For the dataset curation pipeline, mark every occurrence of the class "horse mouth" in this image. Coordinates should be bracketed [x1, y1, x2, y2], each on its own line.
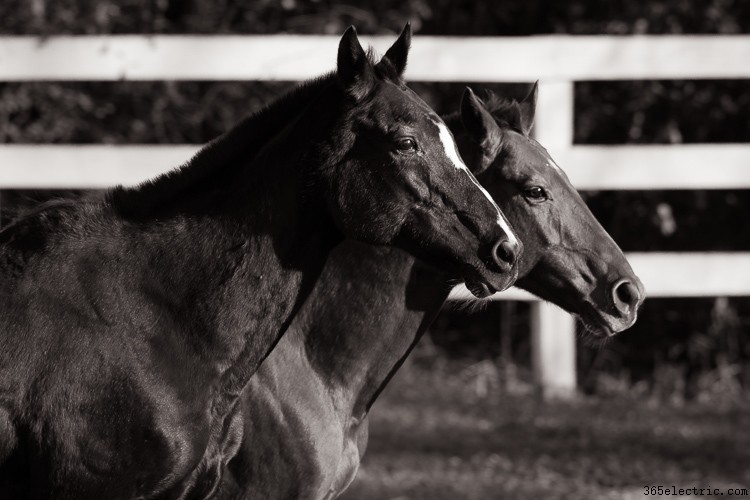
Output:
[463, 257, 519, 298]
[465, 279, 496, 298]
[578, 306, 639, 339]
[579, 318, 616, 339]
[465, 269, 517, 298]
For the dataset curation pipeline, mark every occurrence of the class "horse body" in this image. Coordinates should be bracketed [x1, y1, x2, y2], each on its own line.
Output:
[233, 243, 439, 499]
[228, 86, 646, 499]
[0, 204, 213, 498]
[0, 26, 522, 499]
[0, 162, 333, 498]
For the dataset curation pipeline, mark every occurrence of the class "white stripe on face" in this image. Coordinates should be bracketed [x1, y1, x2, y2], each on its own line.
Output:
[433, 120, 519, 246]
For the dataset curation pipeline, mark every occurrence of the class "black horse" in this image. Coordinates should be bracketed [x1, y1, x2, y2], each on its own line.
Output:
[225, 85, 646, 499]
[0, 26, 521, 499]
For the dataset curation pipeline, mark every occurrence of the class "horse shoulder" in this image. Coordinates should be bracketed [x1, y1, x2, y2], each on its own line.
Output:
[0, 208, 220, 497]
[226, 332, 345, 499]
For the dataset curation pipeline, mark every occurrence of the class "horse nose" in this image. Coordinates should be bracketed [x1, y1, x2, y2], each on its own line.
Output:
[611, 279, 642, 316]
[491, 238, 519, 272]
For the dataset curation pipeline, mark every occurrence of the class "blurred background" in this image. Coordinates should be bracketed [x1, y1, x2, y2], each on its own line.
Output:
[1, 1, 749, 498]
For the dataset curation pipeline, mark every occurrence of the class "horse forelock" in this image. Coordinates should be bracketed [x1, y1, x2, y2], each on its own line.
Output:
[369, 47, 403, 84]
[477, 92, 569, 179]
[483, 91, 527, 137]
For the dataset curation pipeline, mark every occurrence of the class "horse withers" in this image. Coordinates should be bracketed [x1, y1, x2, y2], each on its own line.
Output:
[0, 25, 520, 499]
[227, 84, 645, 499]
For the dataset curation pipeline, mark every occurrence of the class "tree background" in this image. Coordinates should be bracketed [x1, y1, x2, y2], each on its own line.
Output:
[1, 0, 749, 402]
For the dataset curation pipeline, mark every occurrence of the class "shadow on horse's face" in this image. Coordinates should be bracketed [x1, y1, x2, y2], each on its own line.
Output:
[326, 25, 521, 297]
[460, 85, 645, 337]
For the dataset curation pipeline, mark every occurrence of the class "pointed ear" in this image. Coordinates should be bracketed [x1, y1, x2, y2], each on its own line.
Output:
[461, 87, 501, 147]
[337, 26, 375, 100]
[460, 87, 502, 174]
[518, 81, 538, 135]
[380, 22, 411, 77]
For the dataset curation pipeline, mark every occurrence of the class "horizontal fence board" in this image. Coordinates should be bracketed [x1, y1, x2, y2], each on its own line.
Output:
[449, 252, 750, 301]
[0, 148, 745, 297]
[1, 35, 750, 82]
[0, 145, 197, 188]
[2, 144, 748, 190]
[557, 144, 750, 190]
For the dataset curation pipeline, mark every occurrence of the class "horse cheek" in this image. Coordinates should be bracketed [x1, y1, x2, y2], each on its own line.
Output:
[326, 176, 380, 244]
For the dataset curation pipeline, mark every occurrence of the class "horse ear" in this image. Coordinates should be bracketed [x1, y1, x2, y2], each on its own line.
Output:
[461, 87, 502, 175]
[337, 26, 375, 100]
[461, 87, 501, 146]
[380, 22, 412, 77]
[518, 81, 538, 135]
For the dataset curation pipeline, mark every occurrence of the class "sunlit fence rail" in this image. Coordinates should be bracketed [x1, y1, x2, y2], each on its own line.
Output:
[2, 35, 750, 397]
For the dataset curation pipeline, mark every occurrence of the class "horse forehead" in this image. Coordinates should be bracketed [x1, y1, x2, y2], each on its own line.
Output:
[398, 85, 439, 116]
[516, 136, 565, 175]
[376, 84, 439, 122]
[367, 97, 424, 127]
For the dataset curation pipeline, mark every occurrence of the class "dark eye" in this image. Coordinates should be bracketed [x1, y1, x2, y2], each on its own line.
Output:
[395, 137, 417, 152]
[524, 186, 548, 201]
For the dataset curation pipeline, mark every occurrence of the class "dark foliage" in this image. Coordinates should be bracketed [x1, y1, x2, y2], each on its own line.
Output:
[2, 0, 748, 35]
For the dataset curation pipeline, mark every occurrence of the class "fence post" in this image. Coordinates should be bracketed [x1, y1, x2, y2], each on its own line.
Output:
[530, 302, 577, 398]
[531, 80, 577, 399]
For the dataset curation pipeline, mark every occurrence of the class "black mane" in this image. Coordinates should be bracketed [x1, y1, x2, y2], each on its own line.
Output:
[441, 92, 527, 138]
[107, 49, 403, 220]
[483, 91, 528, 136]
[107, 73, 338, 218]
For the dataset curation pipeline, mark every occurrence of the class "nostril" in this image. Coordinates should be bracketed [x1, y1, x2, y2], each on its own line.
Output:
[616, 283, 635, 304]
[492, 238, 517, 267]
[612, 279, 640, 314]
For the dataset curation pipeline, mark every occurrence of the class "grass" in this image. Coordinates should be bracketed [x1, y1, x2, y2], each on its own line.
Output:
[340, 364, 750, 500]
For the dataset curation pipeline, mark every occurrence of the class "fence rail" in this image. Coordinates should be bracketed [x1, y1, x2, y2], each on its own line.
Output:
[2, 35, 750, 81]
[2, 34, 748, 398]
[2, 143, 750, 190]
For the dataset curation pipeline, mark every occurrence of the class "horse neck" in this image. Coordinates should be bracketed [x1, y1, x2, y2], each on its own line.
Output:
[290, 240, 452, 420]
[118, 76, 347, 253]
[299, 112, 485, 419]
[108, 82, 346, 369]
[109, 75, 337, 220]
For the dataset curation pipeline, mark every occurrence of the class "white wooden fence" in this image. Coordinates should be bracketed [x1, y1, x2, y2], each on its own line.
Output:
[2, 35, 750, 398]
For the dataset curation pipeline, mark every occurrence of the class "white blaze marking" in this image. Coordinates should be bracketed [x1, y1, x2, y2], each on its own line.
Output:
[433, 120, 519, 246]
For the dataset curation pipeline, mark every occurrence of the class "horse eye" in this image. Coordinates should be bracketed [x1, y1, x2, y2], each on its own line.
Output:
[395, 137, 417, 152]
[525, 186, 548, 200]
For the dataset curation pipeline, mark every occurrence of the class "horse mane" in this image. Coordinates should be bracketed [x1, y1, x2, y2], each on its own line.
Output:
[482, 91, 527, 136]
[442, 91, 527, 138]
[106, 48, 404, 220]
[106, 72, 338, 218]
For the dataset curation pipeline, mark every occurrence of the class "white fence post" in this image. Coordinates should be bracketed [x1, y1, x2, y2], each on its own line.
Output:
[535, 80, 575, 148]
[531, 80, 578, 399]
[530, 302, 577, 398]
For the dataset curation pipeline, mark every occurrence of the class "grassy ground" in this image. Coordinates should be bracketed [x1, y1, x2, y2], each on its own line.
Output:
[340, 364, 750, 500]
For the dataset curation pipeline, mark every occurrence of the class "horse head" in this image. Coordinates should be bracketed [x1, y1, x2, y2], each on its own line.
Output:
[323, 25, 522, 297]
[458, 84, 645, 336]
